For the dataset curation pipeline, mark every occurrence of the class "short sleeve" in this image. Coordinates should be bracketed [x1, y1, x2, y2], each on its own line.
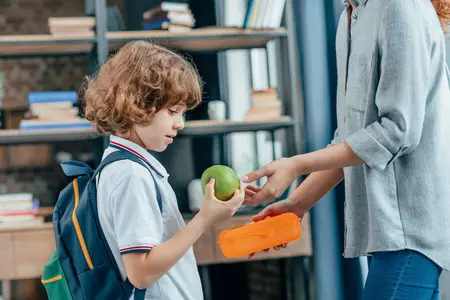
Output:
[109, 163, 163, 255]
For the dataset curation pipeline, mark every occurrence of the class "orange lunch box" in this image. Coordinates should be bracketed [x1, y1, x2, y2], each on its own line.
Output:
[217, 212, 302, 258]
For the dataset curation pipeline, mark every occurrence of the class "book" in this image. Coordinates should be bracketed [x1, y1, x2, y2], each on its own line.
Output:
[28, 91, 78, 104]
[48, 17, 96, 28]
[142, 2, 194, 31]
[19, 119, 92, 131]
[243, 0, 287, 29]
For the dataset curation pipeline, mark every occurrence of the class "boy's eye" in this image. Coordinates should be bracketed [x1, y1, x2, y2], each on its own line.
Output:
[168, 109, 177, 115]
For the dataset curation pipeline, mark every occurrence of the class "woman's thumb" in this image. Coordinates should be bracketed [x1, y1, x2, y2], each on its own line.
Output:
[252, 204, 277, 222]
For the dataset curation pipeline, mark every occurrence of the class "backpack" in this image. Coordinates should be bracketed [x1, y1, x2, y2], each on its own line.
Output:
[41, 149, 162, 300]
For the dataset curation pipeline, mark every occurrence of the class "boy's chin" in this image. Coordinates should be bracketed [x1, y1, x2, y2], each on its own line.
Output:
[151, 145, 168, 152]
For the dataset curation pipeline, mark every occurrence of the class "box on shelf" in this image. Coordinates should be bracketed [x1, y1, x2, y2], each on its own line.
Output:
[244, 88, 282, 121]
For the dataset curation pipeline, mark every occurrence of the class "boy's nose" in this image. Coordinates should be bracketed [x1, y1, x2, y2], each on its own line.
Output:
[174, 118, 184, 130]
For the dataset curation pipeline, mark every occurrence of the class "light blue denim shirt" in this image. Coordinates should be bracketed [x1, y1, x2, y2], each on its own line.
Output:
[333, 0, 450, 269]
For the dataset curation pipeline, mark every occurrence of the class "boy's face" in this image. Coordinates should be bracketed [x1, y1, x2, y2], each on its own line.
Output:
[134, 103, 187, 152]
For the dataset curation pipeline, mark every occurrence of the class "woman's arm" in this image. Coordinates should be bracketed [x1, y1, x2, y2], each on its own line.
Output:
[250, 168, 345, 221]
[243, 142, 362, 205]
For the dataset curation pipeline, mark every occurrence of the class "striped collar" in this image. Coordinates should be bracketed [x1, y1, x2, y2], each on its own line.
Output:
[341, 0, 368, 7]
[109, 135, 168, 178]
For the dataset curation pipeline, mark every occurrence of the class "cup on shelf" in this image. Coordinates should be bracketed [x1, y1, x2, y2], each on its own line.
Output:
[187, 179, 204, 212]
[207, 100, 226, 121]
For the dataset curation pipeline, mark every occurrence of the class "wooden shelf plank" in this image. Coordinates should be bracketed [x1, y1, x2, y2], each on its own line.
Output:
[180, 116, 293, 136]
[0, 34, 95, 57]
[107, 27, 287, 52]
[0, 117, 293, 145]
[0, 128, 98, 145]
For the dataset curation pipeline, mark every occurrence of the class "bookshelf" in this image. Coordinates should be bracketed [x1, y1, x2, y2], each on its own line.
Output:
[0, 1, 309, 300]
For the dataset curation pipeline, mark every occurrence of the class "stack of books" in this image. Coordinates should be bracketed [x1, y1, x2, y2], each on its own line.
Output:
[48, 17, 95, 38]
[142, 2, 195, 32]
[20, 91, 92, 131]
[243, 0, 287, 29]
[244, 88, 282, 121]
[0, 193, 43, 228]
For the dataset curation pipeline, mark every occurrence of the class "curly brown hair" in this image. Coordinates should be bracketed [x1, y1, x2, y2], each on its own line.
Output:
[432, 0, 450, 32]
[82, 40, 203, 136]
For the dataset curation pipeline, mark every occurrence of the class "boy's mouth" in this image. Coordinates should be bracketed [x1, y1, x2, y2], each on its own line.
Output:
[165, 135, 175, 143]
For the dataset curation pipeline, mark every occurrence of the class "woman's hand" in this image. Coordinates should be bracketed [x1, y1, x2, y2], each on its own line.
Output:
[196, 179, 245, 228]
[245, 197, 306, 259]
[249, 192, 307, 221]
[241, 157, 299, 206]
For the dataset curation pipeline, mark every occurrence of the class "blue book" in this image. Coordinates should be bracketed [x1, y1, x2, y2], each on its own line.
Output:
[243, 0, 254, 28]
[142, 18, 170, 30]
[28, 91, 78, 104]
[19, 120, 92, 131]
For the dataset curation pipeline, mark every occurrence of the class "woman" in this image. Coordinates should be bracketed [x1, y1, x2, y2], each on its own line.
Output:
[242, 0, 450, 299]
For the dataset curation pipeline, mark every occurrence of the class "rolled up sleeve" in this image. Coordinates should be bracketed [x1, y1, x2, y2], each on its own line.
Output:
[345, 1, 431, 171]
[328, 128, 340, 147]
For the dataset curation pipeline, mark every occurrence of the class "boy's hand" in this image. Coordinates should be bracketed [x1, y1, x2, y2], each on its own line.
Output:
[197, 179, 245, 227]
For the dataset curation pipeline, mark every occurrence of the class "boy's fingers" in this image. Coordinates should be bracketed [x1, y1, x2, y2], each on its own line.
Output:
[229, 188, 244, 206]
[205, 178, 216, 199]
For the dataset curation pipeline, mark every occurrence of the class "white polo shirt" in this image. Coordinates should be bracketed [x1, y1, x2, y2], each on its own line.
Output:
[96, 135, 203, 300]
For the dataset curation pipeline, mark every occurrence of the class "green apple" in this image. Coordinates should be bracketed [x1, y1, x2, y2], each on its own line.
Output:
[201, 165, 241, 201]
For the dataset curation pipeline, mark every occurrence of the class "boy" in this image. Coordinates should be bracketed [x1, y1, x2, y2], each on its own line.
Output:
[82, 41, 244, 299]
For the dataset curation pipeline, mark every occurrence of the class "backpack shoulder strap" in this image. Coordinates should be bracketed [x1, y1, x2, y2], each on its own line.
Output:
[60, 160, 93, 177]
[93, 151, 163, 213]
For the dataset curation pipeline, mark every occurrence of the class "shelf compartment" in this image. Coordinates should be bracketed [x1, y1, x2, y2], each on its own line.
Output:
[0, 34, 95, 57]
[107, 27, 287, 52]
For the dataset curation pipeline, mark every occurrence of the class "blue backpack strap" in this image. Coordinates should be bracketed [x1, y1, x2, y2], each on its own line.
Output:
[92, 150, 163, 299]
[93, 151, 163, 213]
[130, 280, 146, 300]
[60, 161, 93, 177]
